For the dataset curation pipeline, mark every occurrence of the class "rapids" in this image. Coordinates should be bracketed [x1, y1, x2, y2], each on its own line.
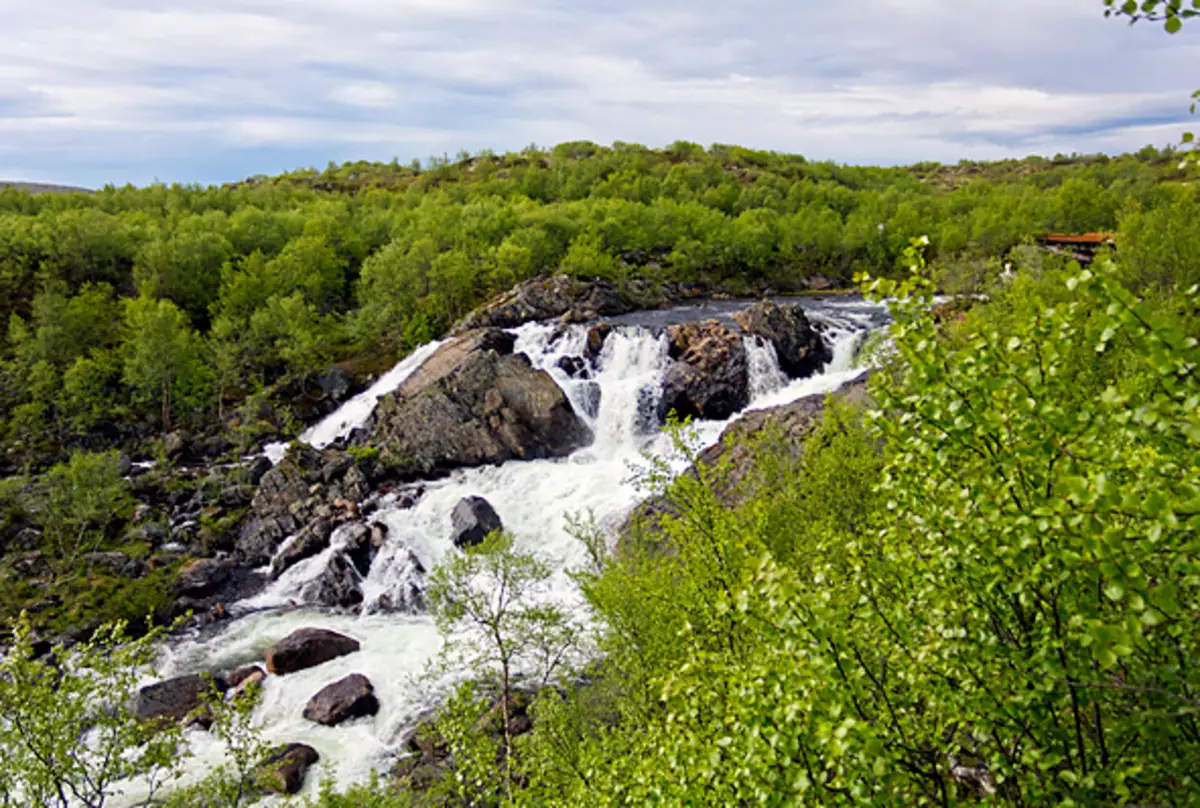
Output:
[142, 296, 890, 802]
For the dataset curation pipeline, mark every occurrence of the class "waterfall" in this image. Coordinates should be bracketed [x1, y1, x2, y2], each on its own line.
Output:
[139, 297, 889, 804]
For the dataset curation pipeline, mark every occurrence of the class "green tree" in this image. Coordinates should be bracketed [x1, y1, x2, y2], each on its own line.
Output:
[34, 450, 132, 570]
[121, 296, 209, 431]
[0, 617, 185, 808]
[427, 533, 579, 799]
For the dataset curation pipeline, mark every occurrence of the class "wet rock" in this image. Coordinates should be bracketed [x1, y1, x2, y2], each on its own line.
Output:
[175, 556, 235, 598]
[577, 381, 602, 420]
[556, 355, 589, 379]
[256, 743, 320, 795]
[368, 548, 426, 615]
[371, 329, 592, 479]
[237, 446, 374, 565]
[303, 673, 379, 726]
[265, 627, 361, 675]
[300, 551, 364, 610]
[132, 673, 227, 725]
[453, 275, 629, 333]
[733, 300, 831, 379]
[270, 519, 335, 578]
[317, 366, 356, 404]
[225, 664, 265, 690]
[117, 453, 133, 476]
[586, 322, 613, 360]
[245, 455, 273, 486]
[659, 320, 749, 421]
[343, 523, 377, 577]
[451, 496, 503, 549]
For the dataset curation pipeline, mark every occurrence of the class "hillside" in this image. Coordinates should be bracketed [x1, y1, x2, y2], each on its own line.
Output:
[0, 180, 91, 194]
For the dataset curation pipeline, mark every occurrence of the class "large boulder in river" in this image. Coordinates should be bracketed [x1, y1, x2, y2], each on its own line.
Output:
[370, 329, 592, 478]
[175, 556, 236, 598]
[303, 673, 380, 726]
[659, 320, 749, 421]
[132, 673, 226, 725]
[452, 275, 629, 333]
[257, 743, 320, 794]
[265, 628, 360, 674]
[299, 551, 364, 610]
[451, 496, 503, 548]
[733, 300, 831, 379]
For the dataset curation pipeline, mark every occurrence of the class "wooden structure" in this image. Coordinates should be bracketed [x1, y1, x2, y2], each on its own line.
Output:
[1035, 232, 1116, 264]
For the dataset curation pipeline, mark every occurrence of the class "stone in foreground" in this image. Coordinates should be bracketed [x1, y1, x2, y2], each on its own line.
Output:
[265, 628, 360, 675]
[303, 673, 380, 726]
[257, 743, 320, 794]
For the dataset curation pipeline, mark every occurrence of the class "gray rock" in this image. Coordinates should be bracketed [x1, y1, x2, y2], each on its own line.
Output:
[299, 551, 363, 610]
[175, 556, 235, 598]
[451, 496, 503, 549]
[371, 329, 592, 479]
[318, 366, 355, 403]
[303, 673, 379, 726]
[271, 519, 335, 578]
[265, 628, 361, 675]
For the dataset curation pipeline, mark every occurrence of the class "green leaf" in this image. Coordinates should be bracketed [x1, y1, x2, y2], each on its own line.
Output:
[1166, 15, 1184, 32]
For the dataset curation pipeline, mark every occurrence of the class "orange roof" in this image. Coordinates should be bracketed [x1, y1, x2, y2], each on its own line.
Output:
[1039, 232, 1115, 245]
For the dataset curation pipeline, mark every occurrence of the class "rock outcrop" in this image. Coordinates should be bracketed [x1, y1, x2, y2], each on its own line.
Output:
[236, 447, 374, 566]
[450, 496, 503, 548]
[257, 743, 320, 794]
[733, 300, 831, 379]
[659, 321, 749, 421]
[370, 329, 592, 478]
[265, 628, 361, 675]
[303, 673, 379, 726]
[626, 373, 872, 544]
[452, 275, 629, 333]
[299, 551, 364, 610]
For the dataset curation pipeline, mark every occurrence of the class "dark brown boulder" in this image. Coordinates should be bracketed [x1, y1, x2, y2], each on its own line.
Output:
[659, 320, 749, 421]
[265, 628, 360, 675]
[256, 743, 320, 794]
[303, 673, 380, 726]
[370, 329, 592, 478]
[132, 673, 226, 725]
[733, 300, 831, 379]
[586, 322, 613, 359]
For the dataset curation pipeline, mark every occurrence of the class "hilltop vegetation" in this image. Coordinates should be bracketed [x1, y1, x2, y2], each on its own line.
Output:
[1, 141, 1197, 471]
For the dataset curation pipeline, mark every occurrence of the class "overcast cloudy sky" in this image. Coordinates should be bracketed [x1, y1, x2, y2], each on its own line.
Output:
[2, 0, 1196, 188]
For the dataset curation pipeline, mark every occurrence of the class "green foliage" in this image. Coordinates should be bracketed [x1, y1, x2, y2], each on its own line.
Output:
[33, 450, 132, 569]
[121, 295, 210, 430]
[0, 143, 1190, 459]
[428, 533, 579, 799]
[0, 616, 186, 808]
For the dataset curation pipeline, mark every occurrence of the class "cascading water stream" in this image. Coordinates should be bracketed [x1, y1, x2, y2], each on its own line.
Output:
[140, 297, 889, 803]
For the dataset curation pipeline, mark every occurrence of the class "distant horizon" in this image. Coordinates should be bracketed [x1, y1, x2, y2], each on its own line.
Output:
[1, 137, 1182, 193]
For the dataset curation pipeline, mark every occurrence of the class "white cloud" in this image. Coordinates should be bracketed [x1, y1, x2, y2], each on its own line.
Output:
[0, 0, 1196, 186]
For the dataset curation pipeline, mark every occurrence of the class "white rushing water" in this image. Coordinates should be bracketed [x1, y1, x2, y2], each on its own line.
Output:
[142, 297, 889, 803]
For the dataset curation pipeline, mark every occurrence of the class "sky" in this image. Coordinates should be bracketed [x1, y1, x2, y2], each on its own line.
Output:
[1, 0, 1197, 188]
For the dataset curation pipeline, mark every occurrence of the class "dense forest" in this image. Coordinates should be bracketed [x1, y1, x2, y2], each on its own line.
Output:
[2, 141, 1197, 470]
